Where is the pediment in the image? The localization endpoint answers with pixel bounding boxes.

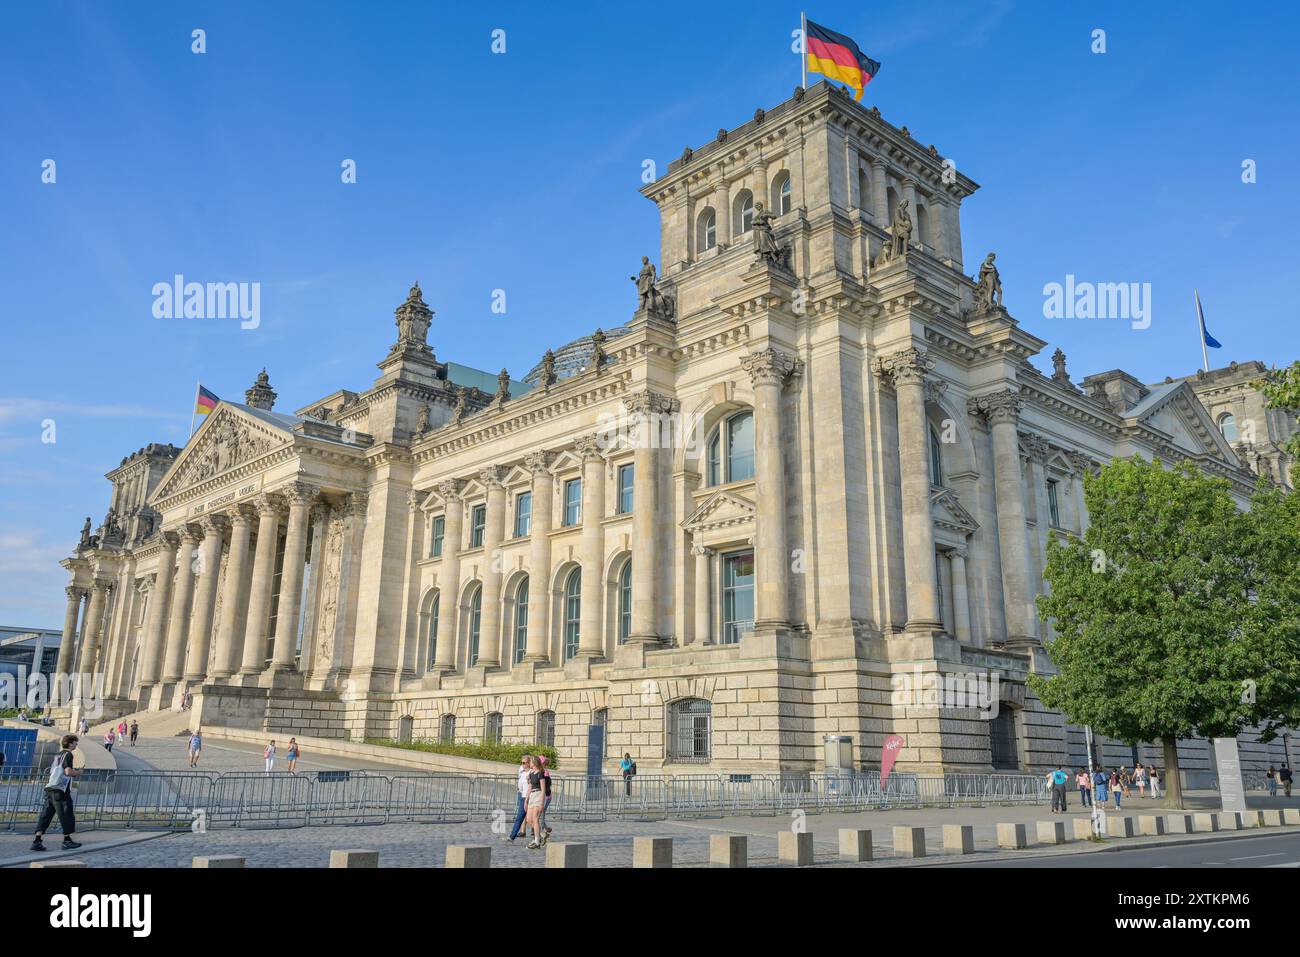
[681,489,756,534]
[1128,384,1236,460]
[931,487,978,535]
[152,405,293,501]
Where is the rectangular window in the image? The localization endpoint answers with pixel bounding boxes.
[469,504,486,548]
[617,464,634,514]
[563,478,582,527]
[431,515,445,557]
[1047,480,1061,527]
[514,491,532,538]
[721,550,755,645]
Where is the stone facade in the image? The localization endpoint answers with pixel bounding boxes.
[56,83,1296,776]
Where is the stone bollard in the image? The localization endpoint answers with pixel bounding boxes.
[1107,816,1135,838]
[192,856,245,868]
[943,824,974,855]
[892,826,926,859]
[1138,815,1166,836]
[545,842,588,868]
[1283,808,1300,826]
[1036,821,1068,845]
[1259,810,1283,827]
[633,837,673,868]
[30,860,87,868]
[1166,814,1195,834]
[838,828,872,862]
[997,823,1027,849]
[445,845,492,868]
[1073,817,1098,840]
[710,834,747,868]
[1219,812,1242,831]
[778,830,814,867]
[1192,813,1219,833]
[329,849,379,869]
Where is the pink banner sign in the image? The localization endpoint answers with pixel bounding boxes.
[880,734,906,787]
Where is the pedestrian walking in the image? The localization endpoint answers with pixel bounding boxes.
[78,717,89,735]
[1266,766,1278,797]
[1135,762,1147,797]
[264,740,277,773]
[1048,765,1069,812]
[188,729,203,768]
[129,720,138,746]
[538,754,553,843]
[1149,766,1160,799]
[103,728,115,753]
[1093,768,1108,806]
[286,738,299,773]
[1120,766,1132,799]
[1077,768,1092,807]
[620,752,636,796]
[502,753,531,844]
[525,756,546,849]
[117,720,127,740]
[1281,765,1293,798]
[31,734,82,852]
[1110,769,1123,809]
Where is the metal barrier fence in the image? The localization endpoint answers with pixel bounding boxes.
[2,767,1061,833]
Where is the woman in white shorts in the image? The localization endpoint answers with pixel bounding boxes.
[525,756,545,849]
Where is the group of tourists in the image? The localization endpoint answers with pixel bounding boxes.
[1265,766,1294,797]
[262,738,301,773]
[1050,762,1161,811]
[503,753,553,849]
[101,719,139,752]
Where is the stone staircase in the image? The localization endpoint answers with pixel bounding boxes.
[87,706,194,740]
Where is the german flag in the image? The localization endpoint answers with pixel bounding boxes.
[194,384,219,416]
[805,19,880,101]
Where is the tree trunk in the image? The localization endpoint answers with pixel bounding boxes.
[1163,735,1184,809]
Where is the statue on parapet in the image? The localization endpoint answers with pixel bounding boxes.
[539,349,557,389]
[413,404,430,437]
[495,368,511,403]
[590,328,609,372]
[78,516,92,549]
[631,257,676,319]
[751,202,792,271]
[975,252,1002,311]
[889,199,913,259]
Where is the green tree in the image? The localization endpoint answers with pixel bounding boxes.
[1029,457,1298,808]
[1259,361,1300,486]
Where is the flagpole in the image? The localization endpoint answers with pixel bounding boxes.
[801,11,807,89]
[189,381,199,441]
[1195,289,1210,373]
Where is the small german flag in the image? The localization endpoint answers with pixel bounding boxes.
[195,384,219,416]
[805,19,880,101]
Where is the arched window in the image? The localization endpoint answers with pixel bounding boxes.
[697,207,717,251]
[706,410,755,486]
[467,585,482,667]
[536,710,556,747]
[618,560,632,644]
[440,713,456,744]
[397,714,414,744]
[1218,413,1238,442]
[513,577,529,666]
[669,698,712,763]
[929,425,944,487]
[426,594,440,670]
[563,567,582,660]
[484,712,504,744]
[916,203,930,249]
[771,171,792,216]
[733,189,754,236]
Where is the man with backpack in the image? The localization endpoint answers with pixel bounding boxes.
[32,734,82,852]
[620,752,637,796]
[1048,765,1070,812]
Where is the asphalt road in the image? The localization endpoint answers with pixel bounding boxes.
[931,830,1300,867]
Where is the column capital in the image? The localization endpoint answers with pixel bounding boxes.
[407,489,429,512]
[1019,430,1052,463]
[281,481,321,509]
[198,514,228,537]
[690,542,713,558]
[878,347,935,387]
[623,390,680,418]
[437,478,466,501]
[573,434,605,462]
[179,524,205,546]
[254,493,286,518]
[479,465,507,489]
[950,545,969,561]
[524,450,554,475]
[65,584,86,601]
[90,577,113,595]
[159,530,181,551]
[228,504,256,528]
[967,389,1024,424]
[740,347,799,388]
[342,492,369,518]
[1066,451,1095,476]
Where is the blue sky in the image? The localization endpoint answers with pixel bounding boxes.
[1,1,1297,626]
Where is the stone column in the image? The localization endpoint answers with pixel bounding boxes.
[714,178,731,246]
[184,515,227,683]
[212,505,254,679]
[54,586,85,700]
[871,159,888,227]
[1068,453,1092,533]
[240,495,282,675]
[879,348,942,631]
[970,390,1038,645]
[523,453,553,662]
[741,348,798,628]
[576,435,606,657]
[477,467,507,668]
[138,532,178,689]
[949,546,972,643]
[625,393,676,644]
[692,543,712,645]
[267,483,318,675]
[433,479,465,671]
[162,526,201,683]
[79,579,111,679]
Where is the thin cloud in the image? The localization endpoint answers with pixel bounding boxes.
[0,398,188,425]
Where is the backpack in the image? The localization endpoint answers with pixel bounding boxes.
[628,761,637,777]
[46,750,70,791]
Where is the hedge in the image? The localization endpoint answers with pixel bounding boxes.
[364,737,559,769]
